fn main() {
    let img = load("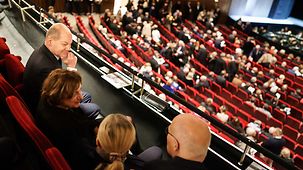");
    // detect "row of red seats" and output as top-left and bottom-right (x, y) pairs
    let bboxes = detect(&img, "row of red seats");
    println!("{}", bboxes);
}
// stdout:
(75, 16), (101, 48)
(0, 37), (71, 169)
